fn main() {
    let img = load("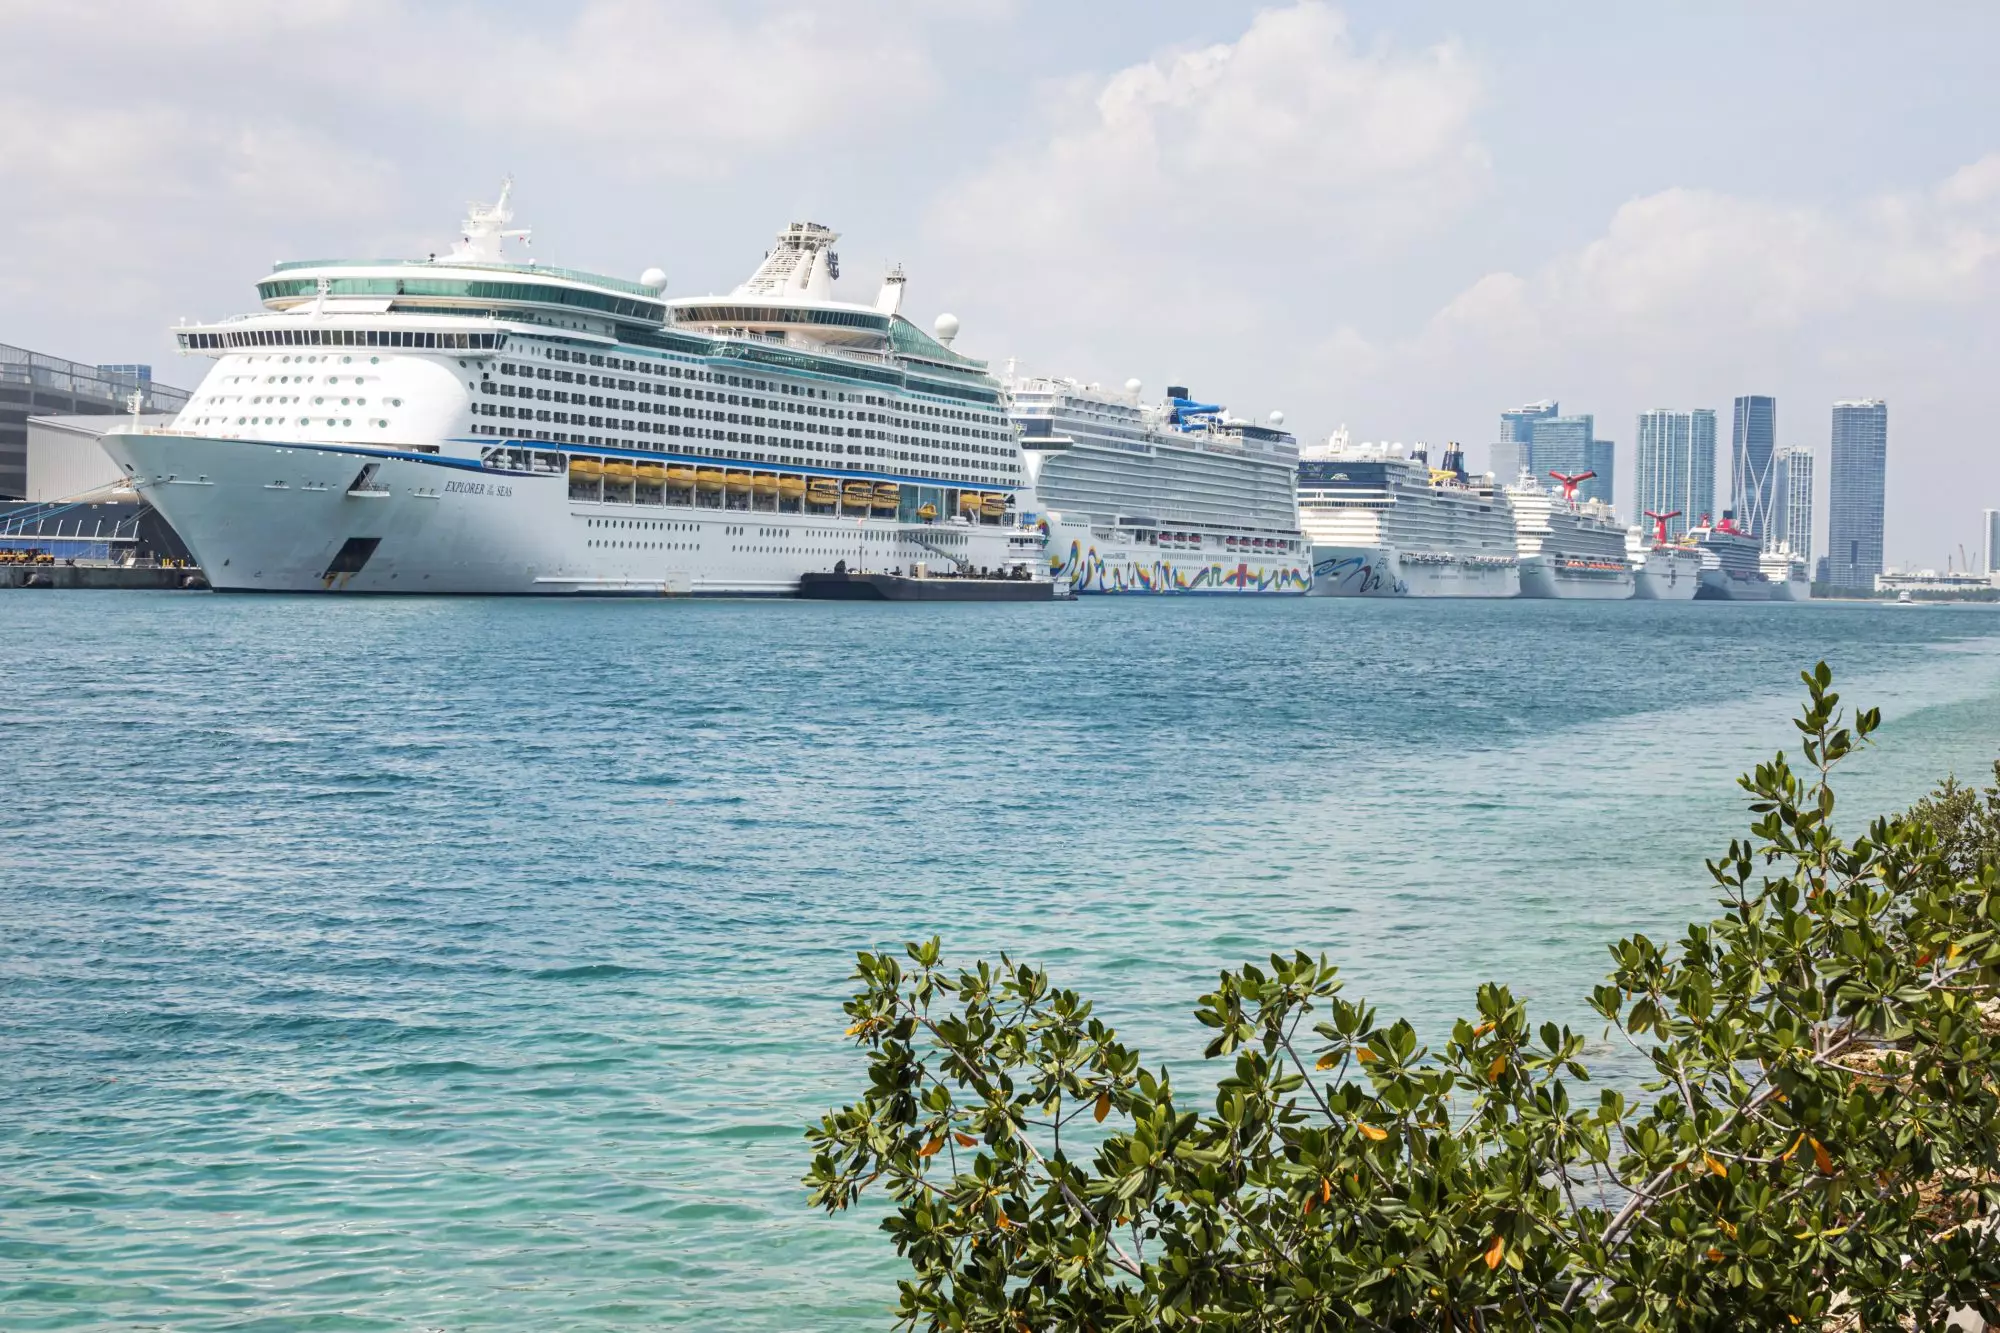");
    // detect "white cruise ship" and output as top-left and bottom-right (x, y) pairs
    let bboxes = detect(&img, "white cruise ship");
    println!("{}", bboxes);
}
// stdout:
(1626, 513), (1700, 601)
(100, 186), (1025, 594)
(1296, 434), (1519, 597)
(1007, 376), (1308, 594)
(1507, 471), (1635, 599)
